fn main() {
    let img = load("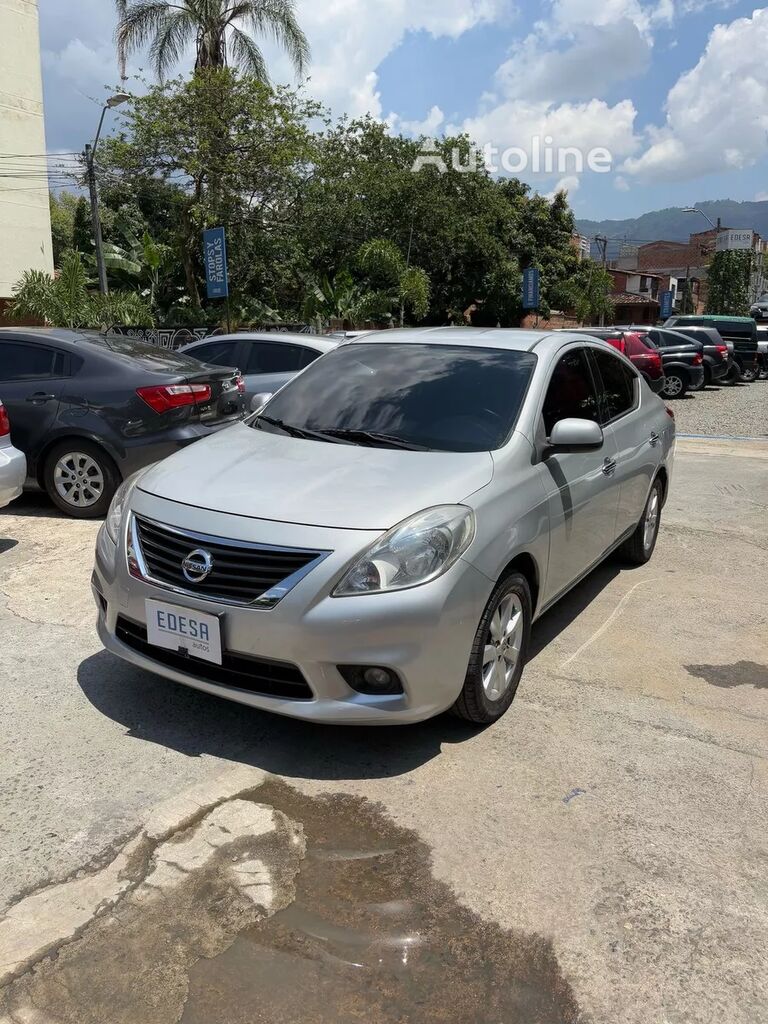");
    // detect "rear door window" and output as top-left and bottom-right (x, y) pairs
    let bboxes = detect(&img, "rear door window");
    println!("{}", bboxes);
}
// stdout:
(0, 342), (68, 381)
(541, 349), (601, 436)
(589, 348), (636, 424)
